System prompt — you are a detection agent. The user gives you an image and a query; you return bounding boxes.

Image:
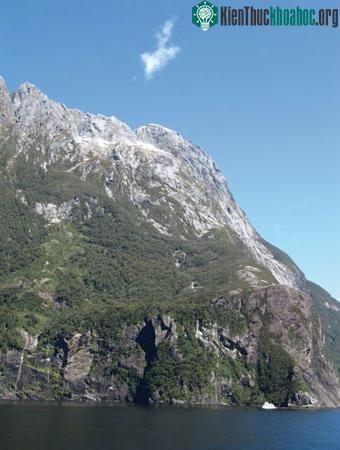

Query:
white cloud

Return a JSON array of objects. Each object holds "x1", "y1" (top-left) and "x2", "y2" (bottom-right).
[{"x1": 140, "y1": 19, "x2": 180, "y2": 80}]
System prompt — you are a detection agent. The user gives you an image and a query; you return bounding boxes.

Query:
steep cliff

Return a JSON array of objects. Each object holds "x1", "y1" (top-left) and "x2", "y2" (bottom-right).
[{"x1": 0, "y1": 77, "x2": 339, "y2": 407}]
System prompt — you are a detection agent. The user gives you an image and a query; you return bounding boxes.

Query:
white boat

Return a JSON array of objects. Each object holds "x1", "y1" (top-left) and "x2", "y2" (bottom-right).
[{"x1": 262, "y1": 401, "x2": 277, "y2": 410}]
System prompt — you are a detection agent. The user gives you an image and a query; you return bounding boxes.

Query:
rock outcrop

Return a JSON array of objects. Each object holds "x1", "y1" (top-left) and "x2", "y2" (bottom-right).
[{"x1": 0, "y1": 78, "x2": 339, "y2": 407}]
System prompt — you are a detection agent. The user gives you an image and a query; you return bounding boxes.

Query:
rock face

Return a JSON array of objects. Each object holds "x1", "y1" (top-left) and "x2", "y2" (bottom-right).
[
  {"x1": 0, "y1": 289, "x2": 339, "y2": 407},
  {"x1": 0, "y1": 78, "x2": 339, "y2": 407},
  {"x1": 63, "y1": 333, "x2": 93, "y2": 383},
  {"x1": 3, "y1": 78, "x2": 299, "y2": 287}
]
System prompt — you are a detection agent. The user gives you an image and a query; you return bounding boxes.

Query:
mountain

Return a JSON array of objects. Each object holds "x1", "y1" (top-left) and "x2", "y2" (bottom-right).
[{"x1": 0, "y1": 77, "x2": 339, "y2": 407}]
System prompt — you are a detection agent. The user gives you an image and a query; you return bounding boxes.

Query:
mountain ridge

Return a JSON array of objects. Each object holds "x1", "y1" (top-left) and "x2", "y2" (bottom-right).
[
  {"x1": 0, "y1": 77, "x2": 339, "y2": 407},
  {"x1": 2, "y1": 78, "x2": 302, "y2": 287}
]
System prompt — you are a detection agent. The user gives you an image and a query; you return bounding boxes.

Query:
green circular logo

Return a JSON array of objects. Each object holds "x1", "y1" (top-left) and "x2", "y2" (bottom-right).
[{"x1": 192, "y1": 1, "x2": 218, "y2": 31}]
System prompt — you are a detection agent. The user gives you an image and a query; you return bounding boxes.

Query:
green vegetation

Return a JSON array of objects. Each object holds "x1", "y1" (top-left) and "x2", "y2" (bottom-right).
[
  {"x1": 0, "y1": 304, "x2": 23, "y2": 352},
  {"x1": 307, "y1": 281, "x2": 340, "y2": 377},
  {"x1": 257, "y1": 329, "x2": 297, "y2": 406},
  {"x1": 0, "y1": 138, "x2": 337, "y2": 406},
  {"x1": 0, "y1": 181, "x2": 46, "y2": 276},
  {"x1": 145, "y1": 337, "x2": 216, "y2": 402}
]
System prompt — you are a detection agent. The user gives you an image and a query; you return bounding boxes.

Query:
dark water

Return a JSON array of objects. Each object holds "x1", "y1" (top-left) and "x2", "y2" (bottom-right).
[{"x1": 0, "y1": 402, "x2": 339, "y2": 450}]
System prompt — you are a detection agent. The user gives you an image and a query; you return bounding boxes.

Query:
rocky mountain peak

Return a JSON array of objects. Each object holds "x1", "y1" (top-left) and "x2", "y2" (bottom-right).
[
  {"x1": 0, "y1": 76, "x2": 7, "y2": 91},
  {"x1": 3, "y1": 78, "x2": 136, "y2": 160},
  {"x1": 0, "y1": 76, "x2": 13, "y2": 124},
  {"x1": 136, "y1": 123, "x2": 209, "y2": 162},
  {"x1": 0, "y1": 77, "x2": 339, "y2": 408},
  {"x1": 11, "y1": 81, "x2": 48, "y2": 116},
  {"x1": 136, "y1": 123, "x2": 187, "y2": 147},
  {"x1": 0, "y1": 77, "x2": 301, "y2": 288},
  {"x1": 16, "y1": 81, "x2": 42, "y2": 95}
]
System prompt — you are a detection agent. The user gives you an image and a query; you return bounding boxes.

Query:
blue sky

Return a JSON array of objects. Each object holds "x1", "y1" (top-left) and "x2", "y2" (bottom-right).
[{"x1": 1, "y1": 0, "x2": 339, "y2": 299}]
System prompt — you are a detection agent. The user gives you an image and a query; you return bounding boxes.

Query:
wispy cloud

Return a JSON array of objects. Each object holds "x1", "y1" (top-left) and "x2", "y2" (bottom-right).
[{"x1": 140, "y1": 19, "x2": 180, "y2": 80}]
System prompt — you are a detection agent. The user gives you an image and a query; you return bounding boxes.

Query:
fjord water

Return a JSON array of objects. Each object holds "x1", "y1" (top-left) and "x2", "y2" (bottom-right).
[{"x1": 0, "y1": 403, "x2": 339, "y2": 450}]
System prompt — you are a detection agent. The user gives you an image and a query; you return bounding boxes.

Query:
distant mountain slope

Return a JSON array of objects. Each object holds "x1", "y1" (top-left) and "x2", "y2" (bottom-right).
[{"x1": 0, "y1": 77, "x2": 339, "y2": 406}]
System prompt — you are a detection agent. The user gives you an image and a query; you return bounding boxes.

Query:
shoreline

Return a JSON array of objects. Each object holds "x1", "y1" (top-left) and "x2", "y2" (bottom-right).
[{"x1": 0, "y1": 398, "x2": 338, "y2": 411}]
